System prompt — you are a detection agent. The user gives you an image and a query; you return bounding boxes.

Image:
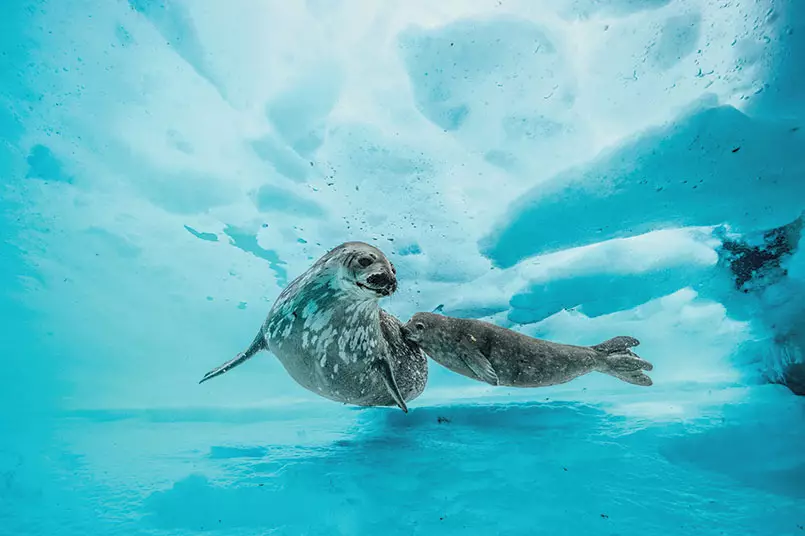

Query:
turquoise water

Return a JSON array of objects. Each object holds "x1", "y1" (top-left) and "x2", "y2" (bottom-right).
[
  {"x1": 5, "y1": 389, "x2": 805, "y2": 535},
  {"x1": 2, "y1": 1, "x2": 804, "y2": 535}
]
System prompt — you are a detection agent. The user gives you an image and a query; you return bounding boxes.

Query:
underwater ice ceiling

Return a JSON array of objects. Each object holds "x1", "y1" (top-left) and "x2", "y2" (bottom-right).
[{"x1": 1, "y1": 0, "x2": 804, "y2": 412}]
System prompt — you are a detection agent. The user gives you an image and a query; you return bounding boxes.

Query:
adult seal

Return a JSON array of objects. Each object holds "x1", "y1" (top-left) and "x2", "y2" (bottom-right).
[
  {"x1": 402, "y1": 312, "x2": 654, "y2": 388},
  {"x1": 199, "y1": 242, "x2": 427, "y2": 412}
]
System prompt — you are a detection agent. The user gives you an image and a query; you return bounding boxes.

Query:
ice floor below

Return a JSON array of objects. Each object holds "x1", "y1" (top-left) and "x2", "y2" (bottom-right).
[{"x1": 2, "y1": 384, "x2": 804, "y2": 536}]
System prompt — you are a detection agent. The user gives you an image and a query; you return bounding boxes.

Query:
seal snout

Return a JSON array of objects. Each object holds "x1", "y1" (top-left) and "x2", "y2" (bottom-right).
[
  {"x1": 366, "y1": 272, "x2": 396, "y2": 295},
  {"x1": 355, "y1": 270, "x2": 397, "y2": 296},
  {"x1": 400, "y1": 323, "x2": 413, "y2": 341}
]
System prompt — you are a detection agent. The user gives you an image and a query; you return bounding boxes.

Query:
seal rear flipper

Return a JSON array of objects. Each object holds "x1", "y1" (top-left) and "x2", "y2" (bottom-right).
[
  {"x1": 599, "y1": 352, "x2": 653, "y2": 372},
  {"x1": 458, "y1": 347, "x2": 499, "y2": 386},
  {"x1": 199, "y1": 331, "x2": 266, "y2": 384},
  {"x1": 373, "y1": 358, "x2": 408, "y2": 413},
  {"x1": 592, "y1": 336, "x2": 640, "y2": 354},
  {"x1": 606, "y1": 369, "x2": 653, "y2": 387},
  {"x1": 595, "y1": 351, "x2": 654, "y2": 387}
]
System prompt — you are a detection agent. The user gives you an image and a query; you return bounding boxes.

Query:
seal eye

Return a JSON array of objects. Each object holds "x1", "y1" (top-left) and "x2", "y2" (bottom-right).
[
  {"x1": 415, "y1": 322, "x2": 425, "y2": 331},
  {"x1": 357, "y1": 256, "x2": 374, "y2": 268},
  {"x1": 391, "y1": 263, "x2": 396, "y2": 275}
]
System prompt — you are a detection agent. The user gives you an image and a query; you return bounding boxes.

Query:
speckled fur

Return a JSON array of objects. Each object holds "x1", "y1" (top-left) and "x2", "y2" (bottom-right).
[{"x1": 201, "y1": 242, "x2": 427, "y2": 408}]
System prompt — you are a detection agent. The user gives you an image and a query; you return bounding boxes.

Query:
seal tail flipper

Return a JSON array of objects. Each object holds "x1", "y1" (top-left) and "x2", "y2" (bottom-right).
[
  {"x1": 593, "y1": 336, "x2": 654, "y2": 387},
  {"x1": 592, "y1": 336, "x2": 641, "y2": 354},
  {"x1": 603, "y1": 368, "x2": 653, "y2": 387},
  {"x1": 373, "y1": 359, "x2": 408, "y2": 413},
  {"x1": 199, "y1": 331, "x2": 266, "y2": 384}
]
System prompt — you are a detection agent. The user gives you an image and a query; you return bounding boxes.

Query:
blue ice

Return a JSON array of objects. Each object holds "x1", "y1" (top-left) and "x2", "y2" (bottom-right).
[{"x1": 1, "y1": 1, "x2": 804, "y2": 535}]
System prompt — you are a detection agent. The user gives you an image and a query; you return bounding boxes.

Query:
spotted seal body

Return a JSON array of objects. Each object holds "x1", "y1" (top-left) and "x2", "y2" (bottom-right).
[
  {"x1": 200, "y1": 242, "x2": 427, "y2": 412},
  {"x1": 403, "y1": 312, "x2": 653, "y2": 388}
]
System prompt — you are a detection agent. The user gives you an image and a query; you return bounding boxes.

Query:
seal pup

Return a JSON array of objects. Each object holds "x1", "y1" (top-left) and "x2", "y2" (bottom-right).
[
  {"x1": 402, "y1": 312, "x2": 653, "y2": 387},
  {"x1": 199, "y1": 242, "x2": 427, "y2": 412}
]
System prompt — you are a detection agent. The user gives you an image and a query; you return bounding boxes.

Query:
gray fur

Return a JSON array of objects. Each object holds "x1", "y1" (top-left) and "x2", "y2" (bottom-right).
[
  {"x1": 403, "y1": 313, "x2": 653, "y2": 388},
  {"x1": 200, "y1": 242, "x2": 427, "y2": 412}
]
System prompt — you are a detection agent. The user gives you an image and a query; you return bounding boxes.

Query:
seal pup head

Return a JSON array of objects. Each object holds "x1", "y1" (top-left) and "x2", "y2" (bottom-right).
[
  {"x1": 327, "y1": 241, "x2": 398, "y2": 299},
  {"x1": 401, "y1": 312, "x2": 441, "y2": 344}
]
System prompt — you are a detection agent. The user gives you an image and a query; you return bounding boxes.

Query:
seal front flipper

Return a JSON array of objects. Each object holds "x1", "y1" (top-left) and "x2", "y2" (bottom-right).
[
  {"x1": 457, "y1": 340, "x2": 499, "y2": 386},
  {"x1": 199, "y1": 331, "x2": 266, "y2": 384},
  {"x1": 373, "y1": 358, "x2": 408, "y2": 413}
]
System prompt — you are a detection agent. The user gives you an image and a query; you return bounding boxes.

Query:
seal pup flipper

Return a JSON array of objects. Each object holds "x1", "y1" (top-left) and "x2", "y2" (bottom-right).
[
  {"x1": 373, "y1": 358, "x2": 408, "y2": 413},
  {"x1": 593, "y1": 335, "x2": 654, "y2": 387},
  {"x1": 457, "y1": 345, "x2": 499, "y2": 386},
  {"x1": 605, "y1": 369, "x2": 653, "y2": 387},
  {"x1": 601, "y1": 352, "x2": 654, "y2": 372},
  {"x1": 199, "y1": 331, "x2": 266, "y2": 384},
  {"x1": 592, "y1": 336, "x2": 640, "y2": 354}
]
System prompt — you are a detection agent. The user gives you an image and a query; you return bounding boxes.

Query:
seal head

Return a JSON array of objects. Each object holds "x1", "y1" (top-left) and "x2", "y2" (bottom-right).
[
  {"x1": 334, "y1": 242, "x2": 398, "y2": 298},
  {"x1": 401, "y1": 311, "x2": 437, "y2": 344}
]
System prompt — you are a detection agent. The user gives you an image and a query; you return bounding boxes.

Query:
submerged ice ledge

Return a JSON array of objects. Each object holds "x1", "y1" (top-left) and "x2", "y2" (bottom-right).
[
  {"x1": 44, "y1": 385, "x2": 805, "y2": 536},
  {"x1": 481, "y1": 103, "x2": 805, "y2": 267}
]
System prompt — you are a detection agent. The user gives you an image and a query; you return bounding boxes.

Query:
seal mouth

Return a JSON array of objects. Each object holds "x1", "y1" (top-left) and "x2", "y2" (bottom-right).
[
  {"x1": 356, "y1": 281, "x2": 395, "y2": 297},
  {"x1": 400, "y1": 324, "x2": 416, "y2": 341},
  {"x1": 356, "y1": 270, "x2": 397, "y2": 297}
]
